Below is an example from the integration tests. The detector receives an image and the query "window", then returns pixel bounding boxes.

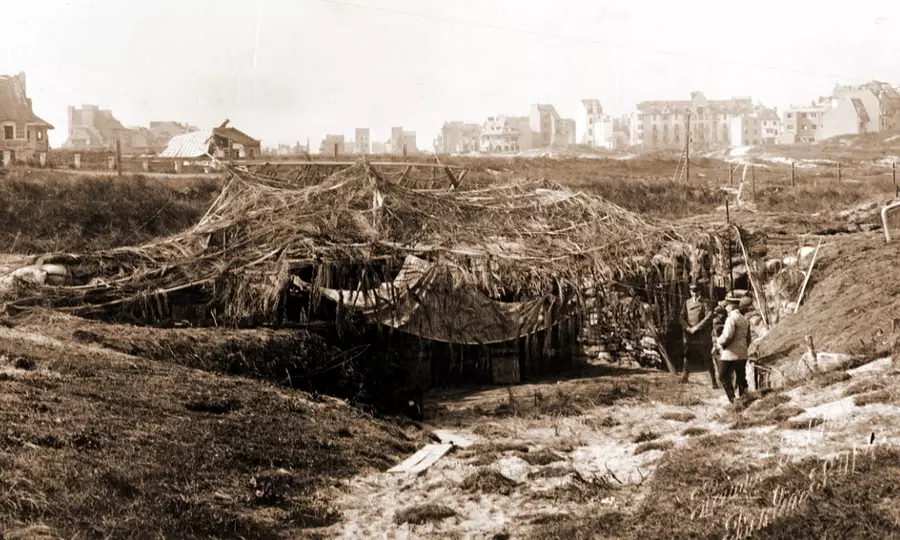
[787,113,794,119]
[3,126,13,140]
[37,130,43,141]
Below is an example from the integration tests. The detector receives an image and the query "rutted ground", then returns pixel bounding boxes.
[325,356,900,539]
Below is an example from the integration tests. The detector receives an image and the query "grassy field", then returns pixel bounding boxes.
[0,169,221,254]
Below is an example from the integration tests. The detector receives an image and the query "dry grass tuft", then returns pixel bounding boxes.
[843,379,885,397]
[633,430,660,444]
[681,427,709,437]
[634,440,674,455]
[532,472,615,503]
[393,504,457,525]
[854,390,896,407]
[460,469,519,495]
[812,371,853,388]
[519,448,564,466]
[749,392,792,412]
[660,411,696,422]
[528,465,574,480]
[780,417,827,430]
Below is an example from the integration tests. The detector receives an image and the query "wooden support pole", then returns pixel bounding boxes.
[685,111,691,184]
[794,239,822,314]
[115,138,122,179]
[725,198,730,224]
[838,162,842,183]
[791,161,795,187]
[894,161,897,197]
[729,164,734,186]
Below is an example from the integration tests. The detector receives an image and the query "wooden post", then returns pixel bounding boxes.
[838,162,842,183]
[794,239,822,314]
[725,198,731,224]
[804,335,819,373]
[685,111,691,184]
[115,138,122,179]
[751,164,756,201]
[74,153,81,169]
[729,163,734,186]
[894,161,897,197]
[791,161,795,187]
[332,143,339,159]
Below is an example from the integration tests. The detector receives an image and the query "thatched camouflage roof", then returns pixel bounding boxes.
[10,160,719,329]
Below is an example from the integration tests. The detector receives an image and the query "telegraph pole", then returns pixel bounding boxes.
[685,111,691,183]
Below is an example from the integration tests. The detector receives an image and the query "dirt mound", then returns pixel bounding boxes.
[757,232,899,364]
[0,324,423,538]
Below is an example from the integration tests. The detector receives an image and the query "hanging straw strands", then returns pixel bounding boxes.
[8,159,726,326]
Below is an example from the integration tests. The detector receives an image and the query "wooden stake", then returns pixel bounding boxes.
[794,239,822,314]
[838,162,842,183]
[805,335,819,373]
[115,138,122,179]
[791,161,795,187]
[893,161,897,197]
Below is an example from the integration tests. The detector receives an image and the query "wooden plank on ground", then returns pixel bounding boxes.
[388,443,453,474]
[433,429,473,448]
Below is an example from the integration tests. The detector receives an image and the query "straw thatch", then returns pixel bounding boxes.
[8,159,724,344]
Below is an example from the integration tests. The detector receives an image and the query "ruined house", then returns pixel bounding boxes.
[0,72,53,164]
[159,120,260,160]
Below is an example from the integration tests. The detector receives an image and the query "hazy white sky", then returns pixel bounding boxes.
[6,0,900,148]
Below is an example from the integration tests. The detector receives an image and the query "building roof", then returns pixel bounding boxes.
[159,129,213,158]
[214,126,260,148]
[850,98,871,124]
[0,74,52,128]
[636,97,755,116]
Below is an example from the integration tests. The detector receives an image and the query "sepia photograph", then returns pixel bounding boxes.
[1,1,899,538]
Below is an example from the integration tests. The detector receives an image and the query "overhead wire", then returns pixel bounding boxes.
[309,0,869,82]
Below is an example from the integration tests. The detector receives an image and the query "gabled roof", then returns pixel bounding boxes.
[0,74,52,128]
[214,126,260,147]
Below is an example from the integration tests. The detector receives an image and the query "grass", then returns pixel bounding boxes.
[519,448,564,466]
[0,169,220,253]
[393,504,457,525]
[854,390,897,407]
[634,440,674,455]
[748,392,792,412]
[843,379,885,397]
[660,411,696,422]
[781,417,827,430]
[681,427,709,437]
[812,370,853,388]
[633,430,660,444]
[528,465,574,480]
[460,469,519,496]
[0,326,421,539]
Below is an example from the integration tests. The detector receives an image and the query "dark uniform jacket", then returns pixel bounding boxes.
[680,297,712,343]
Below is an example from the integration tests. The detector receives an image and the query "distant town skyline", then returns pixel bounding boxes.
[4,0,899,148]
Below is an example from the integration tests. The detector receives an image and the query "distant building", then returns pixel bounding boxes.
[481,115,530,153]
[816,81,900,141]
[65,104,138,151]
[582,99,615,149]
[778,98,831,144]
[759,108,781,145]
[437,121,482,154]
[355,128,370,154]
[0,72,53,164]
[371,140,387,154]
[390,127,404,156]
[630,91,759,150]
[146,121,197,152]
[159,120,260,160]
[529,104,576,148]
[320,134,345,155]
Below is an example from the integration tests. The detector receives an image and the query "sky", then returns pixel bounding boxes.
[5,0,900,149]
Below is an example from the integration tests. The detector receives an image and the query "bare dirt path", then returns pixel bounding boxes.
[324,357,900,539]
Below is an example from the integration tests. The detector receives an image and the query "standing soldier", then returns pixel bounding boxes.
[716,295,753,402]
[679,282,716,387]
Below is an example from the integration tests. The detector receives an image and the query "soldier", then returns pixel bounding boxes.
[679,282,717,388]
[716,295,753,402]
